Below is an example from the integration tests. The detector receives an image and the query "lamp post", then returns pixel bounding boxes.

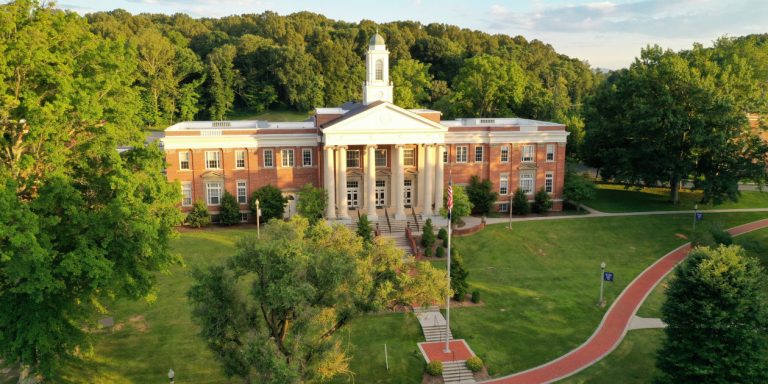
[168,368,175,384]
[508,194,513,230]
[692,203,698,235]
[256,199,261,239]
[599,261,606,307]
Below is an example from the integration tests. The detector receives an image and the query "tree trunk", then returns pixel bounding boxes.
[670,176,680,205]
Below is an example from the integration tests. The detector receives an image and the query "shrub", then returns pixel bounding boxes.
[218,191,241,225]
[471,290,481,303]
[451,254,469,301]
[424,246,433,257]
[512,188,530,215]
[532,187,553,214]
[437,227,448,241]
[250,185,287,222]
[421,218,436,248]
[296,183,327,225]
[436,246,445,258]
[691,223,734,248]
[357,214,373,243]
[466,175,498,215]
[563,171,596,211]
[466,356,483,372]
[708,224,733,246]
[426,360,443,376]
[186,200,211,228]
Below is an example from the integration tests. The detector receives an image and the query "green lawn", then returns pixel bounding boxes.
[587,183,768,213]
[559,226,768,383]
[55,214,768,383]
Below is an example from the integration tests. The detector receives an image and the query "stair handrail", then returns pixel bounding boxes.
[411,206,420,229]
[384,207,392,234]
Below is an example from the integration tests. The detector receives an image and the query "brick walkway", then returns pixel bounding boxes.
[478,218,768,384]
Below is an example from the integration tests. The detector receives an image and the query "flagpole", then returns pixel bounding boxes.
[444,174,452,353]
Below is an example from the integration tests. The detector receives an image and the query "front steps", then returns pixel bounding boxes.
[442,360,477,384]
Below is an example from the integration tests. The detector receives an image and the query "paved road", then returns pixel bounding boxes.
[478,218,768,384]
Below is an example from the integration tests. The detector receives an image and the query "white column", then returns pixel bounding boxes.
[366,145,378,220]
[417,144,425,209]
[435,144,445,214]
[337,146,349,219]
[394,145,406,220]
[324,146,336,219]
[423,144,434,216]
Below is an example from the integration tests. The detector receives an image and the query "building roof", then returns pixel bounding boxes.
[369,33,385,46]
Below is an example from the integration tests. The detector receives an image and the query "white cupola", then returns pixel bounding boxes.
[362,31,393,105]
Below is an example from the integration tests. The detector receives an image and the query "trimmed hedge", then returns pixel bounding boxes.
[466,356,483,372]
[426,360,443,376]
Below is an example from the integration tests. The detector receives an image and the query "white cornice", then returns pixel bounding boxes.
[161,134,319,150]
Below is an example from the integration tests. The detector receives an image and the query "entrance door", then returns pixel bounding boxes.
[375,180,386,208]
[347,181,359,208]
[404,179,413,207]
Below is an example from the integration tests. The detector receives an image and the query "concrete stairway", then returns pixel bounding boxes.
[344,208,426,256]
[442,360,477,384]
[422,324,453,343]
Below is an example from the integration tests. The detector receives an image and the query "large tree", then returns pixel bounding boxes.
[584,46,768,204]
[187,217,449,382]
[452,55,527,117]
[656,245,768,383]
[391,58,433,108]
[0,2,181,377]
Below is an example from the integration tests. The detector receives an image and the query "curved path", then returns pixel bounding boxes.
[481,218,768,384]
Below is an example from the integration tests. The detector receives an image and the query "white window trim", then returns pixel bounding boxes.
[206,182,222,206]
[181,183,192,206]
[375,149,387,167]
[520,172,535,194]
[545,172,554,193]
[205,151,221,169]
[281,149,295,167]
[404,148,415,166]
[443,148,448,164]
[456,146,468,163]
[237,180,247,204]
[499,174,509,195]
[475,146,484,162]
[521,145,535,163]
[179,151,191,170]
[263,149,274,168]
[546,144,555,162]
[347,150,361,168]
[302,148,313,167]
[499,203,510,213]
[500,146,510,163]
[235,150,246,169]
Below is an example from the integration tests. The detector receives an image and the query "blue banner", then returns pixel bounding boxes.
[603,272,614,282]
[695,212,703,221]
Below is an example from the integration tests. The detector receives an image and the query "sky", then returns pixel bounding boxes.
[54,0,768,69]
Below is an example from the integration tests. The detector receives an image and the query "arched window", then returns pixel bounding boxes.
[375,59,383,81]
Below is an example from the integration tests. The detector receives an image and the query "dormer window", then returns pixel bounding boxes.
[375,60,383,81]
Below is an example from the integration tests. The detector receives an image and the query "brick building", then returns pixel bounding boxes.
[162,33,569,222]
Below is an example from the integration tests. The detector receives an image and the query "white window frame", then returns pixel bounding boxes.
[443,148,448,163]
[181,182,192,206]
[239,212,249,222]
[206,182,222,206]
[520,172,534,194]
[545,172,554,193]
[347,150,360,168]
[179,151,191,170]
[281,149,294,167]
[456,146,468,163]
[404,148,415,166]
[302,148,313,167]
[237,180,247,204]
[521,145,535,163]
[205,151,221,169]
[475,146,484,162]
[499,174,509,195]
[375,59,383,81]
[546,144,555,162]
[499,203,509,213]
[500,146,510,163]
[375,149,387,167]
[263,149,274,168]
[235,150,246,169]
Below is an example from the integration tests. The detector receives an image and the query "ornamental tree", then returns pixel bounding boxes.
[296,183,327,225]
[250,184,287,223]
[218,191,241,225]
[655,245,768,383]
[439,185,473,224]
[0,3,181,378]
[187,217,449,382]
[466,175,498,215]
[512,188,530,215]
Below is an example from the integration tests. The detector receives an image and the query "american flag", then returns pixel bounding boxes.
[447,181,453,211]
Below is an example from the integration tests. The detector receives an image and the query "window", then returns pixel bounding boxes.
[205,151,220,169]
[499,203,509,213]
[237,180,247,204]
[475,146,484,162]
[443,148,448,163]
[206,182,222,205]
[404,148,415,166]
[235,150,246,169]
[520,172,534,194]
[500,146,510,163]
[375,59,383,81]
[179,152,191,170]
[499,174,509,195]
[375,149,387,167]
[347,150,360,168]
[456,146,468,163]
[545,172,554,193]
[302,148,313,167]
[521,145,535,163]
[546,144,555,162]
[281,149,294,167]
[239,212,249,222]
[263,149,274,167]
[181,183,192,206]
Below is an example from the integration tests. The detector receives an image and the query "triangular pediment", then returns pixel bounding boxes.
[322,102,446,133]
